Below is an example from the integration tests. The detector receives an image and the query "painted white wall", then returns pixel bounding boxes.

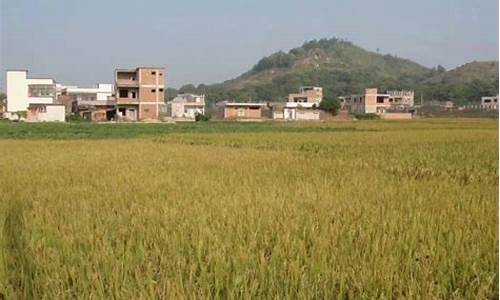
[7,71,57,112]
[64,84,113,101]
[6,70,28,112]
[27,105,65,122]
[296,110,320,120]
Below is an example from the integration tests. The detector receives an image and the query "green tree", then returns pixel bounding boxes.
[0,93,6,111]
[319,96,340,115]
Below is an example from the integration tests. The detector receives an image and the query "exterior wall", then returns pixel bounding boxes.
[283,108,320,120]
[7,71,56,112]
[273,110,284,120]
[115,67,165,120]
[56,95,77,114]
[139,103,159,120]
[481,96,499,110]
[296,109,320,120]
[224,106,262,119]
[7,71,28,112]
[364,88,378,114]
[27,105,65,122]
[380,113,413,120]
[139,88,158,102]
[387,90,414,106]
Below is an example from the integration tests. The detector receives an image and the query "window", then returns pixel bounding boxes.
[159,73,163,76]
[376,96,385,104]
[28,85,55,97]
[159,88,164,92]
[119,90,128,98]
[152,71,156,75]
[151,89,156,93]
[144,109,149,113]
[131,91,136,99]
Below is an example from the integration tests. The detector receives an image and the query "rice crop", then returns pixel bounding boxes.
[0,119,497,299]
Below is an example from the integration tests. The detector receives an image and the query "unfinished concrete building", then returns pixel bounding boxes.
[115,67,165,121]
[342,88,415,115]
[288,86,323,105]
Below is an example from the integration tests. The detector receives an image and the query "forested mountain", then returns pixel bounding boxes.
[168,38,498,105]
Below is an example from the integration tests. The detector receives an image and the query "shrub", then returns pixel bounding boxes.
[354,113,381,120]
[195,112,211,122]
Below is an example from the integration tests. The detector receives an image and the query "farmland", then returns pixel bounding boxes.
[0,119,498,299]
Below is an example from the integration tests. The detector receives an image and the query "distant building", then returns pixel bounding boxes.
[481,95,498,110]
[56,84,114,120]
[272,86,323,121]
[26,103,65,122]
[288,86,323,105]
[386,90,414,107]
[6,70,56,113]
[115,67,165,121]
[223,102,266,120]
[168,94,205,119]
[342,88,415,115]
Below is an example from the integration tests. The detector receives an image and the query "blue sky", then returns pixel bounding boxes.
[1,0,498,89]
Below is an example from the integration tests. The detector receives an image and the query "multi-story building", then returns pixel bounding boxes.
[115,67,165,121]
[287,86,323,105]
[387,90,414,107]
[272,86,323,120]
[57,84,114,119]
[167,94,205,119]
[342,88,415,114]
[6,70,57,112]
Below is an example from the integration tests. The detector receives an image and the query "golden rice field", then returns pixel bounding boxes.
[0,119,498,299]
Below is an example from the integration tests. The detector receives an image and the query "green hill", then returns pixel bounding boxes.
[171,38,498,105]
[418,61,498,104]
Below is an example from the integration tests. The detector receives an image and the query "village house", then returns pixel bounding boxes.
[115,67,165,121]
[5,70,64,121]
[56,83,114,121]
[167,94,205,120]
[272,86,323,121]
[223,102,266,120]
[480,95,498,110]
[341,88,414,118]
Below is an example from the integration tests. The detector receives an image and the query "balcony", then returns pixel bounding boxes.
[115,79,139,87]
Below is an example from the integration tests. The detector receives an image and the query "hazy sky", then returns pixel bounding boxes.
[1,0,498,89]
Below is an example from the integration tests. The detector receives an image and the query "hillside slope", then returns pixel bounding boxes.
[172,38,498,104]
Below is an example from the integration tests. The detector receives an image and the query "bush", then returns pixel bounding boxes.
[319,97,341,115]
[195,112,211,122]
[66,114,90,122]
[354,113,381,120]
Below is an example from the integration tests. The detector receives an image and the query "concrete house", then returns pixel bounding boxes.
[115,67,165,121]
[168,94,205,120]
[6,70,62,119]
[223,102,266,120]
[272,86,323,121]
[342,88,414,118]
[57,83,114,121]
[481,95,498,110]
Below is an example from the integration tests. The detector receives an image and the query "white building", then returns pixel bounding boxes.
[26,104,66,122]
[283,102,321,120]
[6,70,56,113]
[167,94,205,119]
[481,95,498,110]
[272,86,323,121]
[60,83,113,101]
